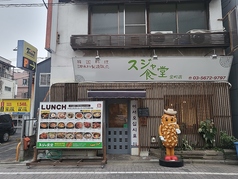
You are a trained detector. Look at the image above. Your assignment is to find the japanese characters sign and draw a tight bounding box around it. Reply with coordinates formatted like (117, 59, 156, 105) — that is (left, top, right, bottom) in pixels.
(130, 100, 139, 147)
(0, 99, 30, 113)
(36, 101, 103, 149)
(72, 56, 233, 82)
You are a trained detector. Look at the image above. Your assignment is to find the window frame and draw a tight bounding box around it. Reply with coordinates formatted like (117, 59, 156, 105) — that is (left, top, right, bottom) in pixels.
(4, 86, 11, 92)
(90, 2, 208, 34)
(39, 73, 51, 87)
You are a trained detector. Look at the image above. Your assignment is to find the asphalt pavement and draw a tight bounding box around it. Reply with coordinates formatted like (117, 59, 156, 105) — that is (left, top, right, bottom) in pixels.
(0, 129, 21, 163)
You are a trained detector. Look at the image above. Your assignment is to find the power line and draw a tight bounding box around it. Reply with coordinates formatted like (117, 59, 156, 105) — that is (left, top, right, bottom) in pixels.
(0, 2, 74, 8)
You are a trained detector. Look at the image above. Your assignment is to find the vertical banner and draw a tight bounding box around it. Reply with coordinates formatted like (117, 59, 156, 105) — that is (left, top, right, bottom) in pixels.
(130, 100, 139, 146)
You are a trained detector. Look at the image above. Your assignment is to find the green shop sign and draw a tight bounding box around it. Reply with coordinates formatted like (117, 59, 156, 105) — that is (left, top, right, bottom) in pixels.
(37, 142, 102, 149)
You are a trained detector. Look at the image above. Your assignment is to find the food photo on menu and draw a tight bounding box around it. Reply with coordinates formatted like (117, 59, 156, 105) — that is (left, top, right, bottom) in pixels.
(75, 112, 83, 119)
(92, 112, 101, 118)
(49, 122, 57, 129)
(57, 112, 66, 119)
(49, 112, 57, 119)
(67, 112, 74, 119)
(84, 112, 92, 119)
(75, 122, 83, 129)
(40, 122, 48, 129)
(57, 132, 65, 139)
(75, 132, 83, 139)
(92, 122, 101, 129)
(84, 122, 91, 128)
(41, 112, 49, 119)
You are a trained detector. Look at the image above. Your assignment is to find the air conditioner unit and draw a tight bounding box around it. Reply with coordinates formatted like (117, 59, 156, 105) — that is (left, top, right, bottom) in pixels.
(150, 31, 173, 44)
(187, 29, 211, 44)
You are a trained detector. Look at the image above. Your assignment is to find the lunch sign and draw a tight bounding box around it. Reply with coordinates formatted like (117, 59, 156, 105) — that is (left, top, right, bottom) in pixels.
(36, 101, 103, 149)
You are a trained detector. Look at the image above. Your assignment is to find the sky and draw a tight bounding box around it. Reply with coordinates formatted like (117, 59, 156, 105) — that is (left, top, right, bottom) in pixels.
(0, 0, 48, 66)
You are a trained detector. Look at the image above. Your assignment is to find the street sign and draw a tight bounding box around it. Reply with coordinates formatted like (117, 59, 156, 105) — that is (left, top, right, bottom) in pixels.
(16, 40, 37, 72)
(23, 57, 36, 71)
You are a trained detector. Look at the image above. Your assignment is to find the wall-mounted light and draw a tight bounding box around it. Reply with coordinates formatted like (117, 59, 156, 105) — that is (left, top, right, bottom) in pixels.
(211, 49, 217, 59)
(95, 50, 100, 61)
(152, 49, 158, 60)
(204, 49, 217, 59)
(151, 136, 156, 143)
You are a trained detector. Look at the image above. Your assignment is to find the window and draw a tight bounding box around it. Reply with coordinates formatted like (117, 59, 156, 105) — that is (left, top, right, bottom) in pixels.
(22, 79, 28, 86)
(91, 4, 146, 35)
(91, 5, 123, 34)
(5, 86, 11, 92)
(125, 4, 146, 34)
(91, 2, 207, 35)
(149, 2, 207, 33)
(177, 3, 206, 33)
(149, 4, 176, 33)
(40, 73, 50, 87)
(22, 92, 28, 98)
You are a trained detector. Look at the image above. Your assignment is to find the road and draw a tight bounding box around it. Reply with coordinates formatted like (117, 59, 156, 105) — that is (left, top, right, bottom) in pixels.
(0, 129, 21, 163)
(0, 161, 238, 179)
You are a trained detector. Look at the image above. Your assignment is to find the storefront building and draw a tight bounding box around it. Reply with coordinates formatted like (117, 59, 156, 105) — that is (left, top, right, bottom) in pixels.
(45, 0, 233, 155)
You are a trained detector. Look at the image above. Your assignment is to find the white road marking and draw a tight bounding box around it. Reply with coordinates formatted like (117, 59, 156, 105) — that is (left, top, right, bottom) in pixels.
(0, 171, 237, 175)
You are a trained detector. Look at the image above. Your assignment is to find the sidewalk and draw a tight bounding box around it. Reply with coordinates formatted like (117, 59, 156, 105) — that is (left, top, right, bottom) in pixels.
(1, 146, 238, 165)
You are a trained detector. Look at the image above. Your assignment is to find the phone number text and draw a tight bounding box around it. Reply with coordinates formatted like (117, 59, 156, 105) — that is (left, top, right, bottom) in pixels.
(189, 76, 226, 80)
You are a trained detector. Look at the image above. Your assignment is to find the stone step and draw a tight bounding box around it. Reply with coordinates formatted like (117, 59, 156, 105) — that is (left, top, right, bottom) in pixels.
(149, 148, 238, 161)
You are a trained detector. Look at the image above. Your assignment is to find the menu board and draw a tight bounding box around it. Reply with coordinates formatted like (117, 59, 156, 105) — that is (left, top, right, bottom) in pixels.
(36, 101, 103, 149)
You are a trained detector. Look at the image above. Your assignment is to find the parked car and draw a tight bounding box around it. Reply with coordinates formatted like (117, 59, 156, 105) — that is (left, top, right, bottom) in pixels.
(0, 114, 15, 142)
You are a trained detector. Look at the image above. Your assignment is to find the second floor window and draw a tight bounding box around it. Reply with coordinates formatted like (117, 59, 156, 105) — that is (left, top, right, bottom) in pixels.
(40, 73, 50, 87)
(91, 4, 146, 35)
(22, 79, 28, 86)
(22, 92, 28, 98)
(5, 86, 11, 92)
(91, 2, 207, 34)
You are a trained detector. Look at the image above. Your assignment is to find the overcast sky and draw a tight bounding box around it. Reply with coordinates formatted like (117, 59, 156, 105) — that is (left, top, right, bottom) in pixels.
(0, 0, 48, 66)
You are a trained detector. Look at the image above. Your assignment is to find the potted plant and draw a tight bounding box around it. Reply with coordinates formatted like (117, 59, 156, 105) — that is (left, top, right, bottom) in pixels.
(220, 131, 238, 157)
(198, 119, 217, 149)
(234, 142, 238, 157)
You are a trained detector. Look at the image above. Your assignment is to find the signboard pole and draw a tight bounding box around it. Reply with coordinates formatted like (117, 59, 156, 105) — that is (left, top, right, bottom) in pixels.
(28, 71, 35, 136)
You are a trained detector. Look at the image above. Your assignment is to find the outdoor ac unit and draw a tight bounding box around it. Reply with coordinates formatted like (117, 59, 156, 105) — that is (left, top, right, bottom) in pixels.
(150, 31, 173, 43)
(187, 29, 211, 44)
(150, 31, 173, 34)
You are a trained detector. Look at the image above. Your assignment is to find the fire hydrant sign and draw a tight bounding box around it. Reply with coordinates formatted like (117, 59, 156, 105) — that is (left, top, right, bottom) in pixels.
(36, 101, 103, 149)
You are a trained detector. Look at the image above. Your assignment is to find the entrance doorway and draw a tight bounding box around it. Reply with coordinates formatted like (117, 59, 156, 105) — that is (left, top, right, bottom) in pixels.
(106, 99, 130, 154)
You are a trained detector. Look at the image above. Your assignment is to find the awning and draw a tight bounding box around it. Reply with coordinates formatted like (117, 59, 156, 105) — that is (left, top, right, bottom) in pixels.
(87, 90, 146, 98)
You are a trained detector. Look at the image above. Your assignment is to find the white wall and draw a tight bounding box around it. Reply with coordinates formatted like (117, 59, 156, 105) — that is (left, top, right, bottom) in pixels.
(209, 0, 224, 31)
(0, 78, 16, 99)
(51, 3, 88, 85)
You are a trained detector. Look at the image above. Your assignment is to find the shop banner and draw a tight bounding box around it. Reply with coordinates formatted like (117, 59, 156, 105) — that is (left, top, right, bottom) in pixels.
(36, 101, 103, 149)
(0, 99, 30, 113)
(72, 56, 233, 82)
(130, 100, 139, 147)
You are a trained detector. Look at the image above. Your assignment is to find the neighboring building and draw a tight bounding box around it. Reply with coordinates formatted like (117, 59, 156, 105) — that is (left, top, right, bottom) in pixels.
(44, 0, 233, 155)
(13, 70, 29, 99)
(222, 0, 238, 138)
(33, 58, 51, 118)
(0, 56, 16, 99)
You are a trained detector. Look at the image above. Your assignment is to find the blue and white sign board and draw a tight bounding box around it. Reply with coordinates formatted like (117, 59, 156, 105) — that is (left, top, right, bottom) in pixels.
(16, 40, 38, 72)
